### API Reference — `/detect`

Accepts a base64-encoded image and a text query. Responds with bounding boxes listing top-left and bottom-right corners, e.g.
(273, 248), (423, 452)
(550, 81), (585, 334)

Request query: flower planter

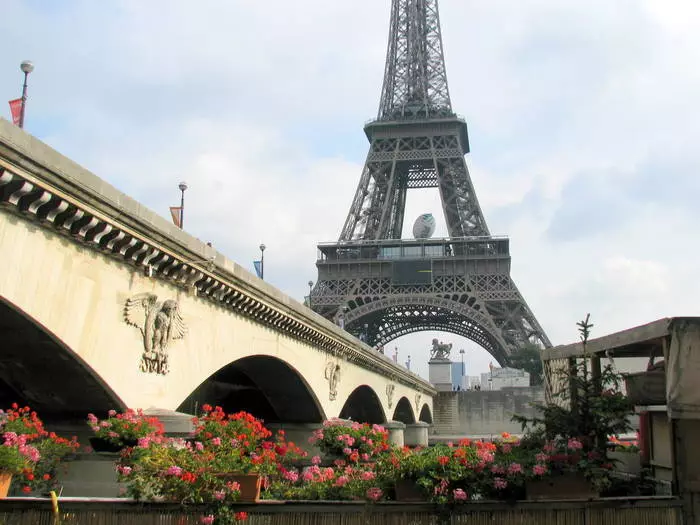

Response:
(526, 473), (598, 501)
(89, 437), (137, 453)
(394, 478), (424, 502)
(216, 474), (262, 502)
(0, 473), (12, 499)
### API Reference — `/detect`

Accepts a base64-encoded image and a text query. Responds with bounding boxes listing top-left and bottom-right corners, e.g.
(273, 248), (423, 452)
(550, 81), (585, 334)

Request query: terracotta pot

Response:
(0, 472), (12, 498)
(394, 478), (424, 502)
(217, 474), (262, 502)
(526, 473), (598, 501)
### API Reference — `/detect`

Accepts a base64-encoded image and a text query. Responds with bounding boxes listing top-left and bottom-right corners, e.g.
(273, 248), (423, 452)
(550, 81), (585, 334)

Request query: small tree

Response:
(513, 315), (635, 489)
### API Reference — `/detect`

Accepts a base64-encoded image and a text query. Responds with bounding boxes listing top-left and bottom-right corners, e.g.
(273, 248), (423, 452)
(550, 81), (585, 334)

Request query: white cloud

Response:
(1, 0), (699, 380)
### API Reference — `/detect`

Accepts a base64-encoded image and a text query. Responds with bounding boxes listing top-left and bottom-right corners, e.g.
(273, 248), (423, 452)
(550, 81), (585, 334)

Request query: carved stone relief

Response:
(386, 384), (395, 409)
(124, 293), (187, 375)
(415, 393), (422, 413)
(324, 361), (341, 401)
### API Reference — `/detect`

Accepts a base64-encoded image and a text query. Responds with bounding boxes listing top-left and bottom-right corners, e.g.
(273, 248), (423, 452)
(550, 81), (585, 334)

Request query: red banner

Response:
(8, 98), (22, 126)
(169, 206), (182, 228)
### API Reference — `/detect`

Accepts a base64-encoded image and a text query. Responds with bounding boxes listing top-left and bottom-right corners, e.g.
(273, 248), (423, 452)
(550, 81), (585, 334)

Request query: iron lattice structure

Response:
(310, 0), (551, 364)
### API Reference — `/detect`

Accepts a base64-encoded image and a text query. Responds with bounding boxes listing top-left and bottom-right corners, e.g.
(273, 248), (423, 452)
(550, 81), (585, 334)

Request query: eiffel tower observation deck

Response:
(310, 0), (551, 364)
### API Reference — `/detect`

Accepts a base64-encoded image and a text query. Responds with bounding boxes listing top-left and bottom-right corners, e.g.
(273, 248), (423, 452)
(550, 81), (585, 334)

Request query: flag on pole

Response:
(169, 206), (182, 228)
(8, 99), (22, 126)
(253, 260), (262, 278)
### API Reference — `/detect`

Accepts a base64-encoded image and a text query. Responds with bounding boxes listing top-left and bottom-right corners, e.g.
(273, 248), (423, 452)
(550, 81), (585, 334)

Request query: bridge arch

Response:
(343, 296), (511, 365)
(391, 396), (416, 424)
(339, 385), (385, 424)
(177, 355), (325, 424)
(419, 403), (433, 424)
(0, 296), (126, 419)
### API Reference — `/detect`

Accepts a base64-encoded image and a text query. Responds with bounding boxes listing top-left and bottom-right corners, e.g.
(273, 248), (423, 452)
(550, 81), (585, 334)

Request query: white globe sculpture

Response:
(412, 213), (436, 239)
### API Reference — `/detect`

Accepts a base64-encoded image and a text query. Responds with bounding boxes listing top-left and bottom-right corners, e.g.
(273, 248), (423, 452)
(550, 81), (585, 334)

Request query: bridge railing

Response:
(0, 497), (683, 525)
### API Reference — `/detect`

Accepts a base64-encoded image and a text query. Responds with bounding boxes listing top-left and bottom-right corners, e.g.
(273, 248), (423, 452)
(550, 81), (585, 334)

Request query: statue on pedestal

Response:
(430, 338), (452, 360)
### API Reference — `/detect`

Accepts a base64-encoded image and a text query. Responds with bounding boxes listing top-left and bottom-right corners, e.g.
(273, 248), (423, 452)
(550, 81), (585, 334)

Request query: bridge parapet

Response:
(0, 118), (435, 397)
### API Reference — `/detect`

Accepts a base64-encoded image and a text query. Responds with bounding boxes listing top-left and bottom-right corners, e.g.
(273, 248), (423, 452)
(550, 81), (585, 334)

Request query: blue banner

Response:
(253, 260), (262, 278)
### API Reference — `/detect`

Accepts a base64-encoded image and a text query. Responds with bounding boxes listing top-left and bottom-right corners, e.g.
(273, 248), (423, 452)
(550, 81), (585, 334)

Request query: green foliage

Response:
(508, 344), (544, 385)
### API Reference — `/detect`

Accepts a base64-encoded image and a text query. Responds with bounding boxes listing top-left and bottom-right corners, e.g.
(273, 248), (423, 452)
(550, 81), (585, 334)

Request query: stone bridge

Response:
(0, 119), (434, 442)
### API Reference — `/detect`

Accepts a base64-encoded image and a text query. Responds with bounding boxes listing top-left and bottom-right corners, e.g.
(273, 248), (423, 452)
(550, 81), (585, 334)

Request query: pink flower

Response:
(116, 465), (132, 476)
(361, 453), (370, 461)
(195, 441), (204, 451)
(87, 414), (98, 424)
(200, 515), (215, 525)
(536, 453), (548, 463)
(494, 478), (508, 490)
(137, 437), (150, 448)
(507, 462), (523, 475)
(302, 471), (314, 482)
(568, 438), (583, 450)
(360, 471), (375, 481)
(502, 444), (512, 453)
(284, 470), (299, 482)
(453, 488), (468, 501)
(335, 475), (349, 487)
(165, 466), (183, 476)
(532, 464), (547, 476)
(211, 437), (221, 446)
(108, 410), (117, 417)
(228, 481), (241, 492)
(342, 447), (352, 455)
(490, 465), (505, 474)
(311, 455), (322, 465)
(214, 490), (226, 501)
(100, 421), (111, 428)
(366, 487), (383, 501)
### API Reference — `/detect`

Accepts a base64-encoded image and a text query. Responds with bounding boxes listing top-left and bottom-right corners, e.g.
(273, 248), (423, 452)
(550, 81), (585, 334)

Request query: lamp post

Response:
(459, 348), (465, 376)
(19, 60), (34, 129)
(259, 244), (266, 280)
(178, 181), (187, 229)
(307, 280), (313, 308)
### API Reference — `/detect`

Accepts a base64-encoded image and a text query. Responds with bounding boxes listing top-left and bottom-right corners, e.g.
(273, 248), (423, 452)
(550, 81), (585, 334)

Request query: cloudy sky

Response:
(2, 0), (699, 381)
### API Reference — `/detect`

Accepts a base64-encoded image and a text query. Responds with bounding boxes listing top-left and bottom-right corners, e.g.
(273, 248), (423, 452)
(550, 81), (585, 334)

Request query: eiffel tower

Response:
(310, 0), (551, 364)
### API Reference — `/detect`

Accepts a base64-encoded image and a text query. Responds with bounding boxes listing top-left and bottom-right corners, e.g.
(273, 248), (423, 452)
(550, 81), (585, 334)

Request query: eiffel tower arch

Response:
(310, 0), (551, 364)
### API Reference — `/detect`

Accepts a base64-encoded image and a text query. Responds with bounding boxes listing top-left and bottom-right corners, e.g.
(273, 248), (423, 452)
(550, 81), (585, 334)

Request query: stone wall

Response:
(432, 387), (545, 437)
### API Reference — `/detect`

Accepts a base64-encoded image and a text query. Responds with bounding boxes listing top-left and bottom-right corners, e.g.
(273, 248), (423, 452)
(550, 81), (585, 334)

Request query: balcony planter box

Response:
(624, 369), (666, 406)
(526, 473), (598, 501)
(394, 478), (425, 502)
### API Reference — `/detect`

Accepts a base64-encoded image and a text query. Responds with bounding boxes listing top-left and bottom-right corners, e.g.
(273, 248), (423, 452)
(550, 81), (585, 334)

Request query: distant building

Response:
(450, 362), (467, 390)
(467, 376), (481, 389)
(481, 367), (530, 391)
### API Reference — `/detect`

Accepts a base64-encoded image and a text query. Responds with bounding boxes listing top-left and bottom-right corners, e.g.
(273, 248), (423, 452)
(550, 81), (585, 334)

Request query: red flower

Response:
(438, 456), (449, 466)
(43, 474), (51, 481)
(234, 511), (248, 521)
(21, 486), (31, 494)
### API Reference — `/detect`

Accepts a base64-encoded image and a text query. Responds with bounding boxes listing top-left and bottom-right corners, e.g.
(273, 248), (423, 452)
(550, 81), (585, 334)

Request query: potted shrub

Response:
(87, 409), (165, 452)
(308, 419), (390, 463)
(0, 404), (80, 496)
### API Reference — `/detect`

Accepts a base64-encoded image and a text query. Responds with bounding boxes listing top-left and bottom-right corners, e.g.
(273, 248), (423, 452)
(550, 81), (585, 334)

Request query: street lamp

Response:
(259, 244), (266, 280)
(19, 60), (34, 129)
(307, 280), (313, 308)
(459, 348), (465, 376)
(178, 181), (188, 229)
